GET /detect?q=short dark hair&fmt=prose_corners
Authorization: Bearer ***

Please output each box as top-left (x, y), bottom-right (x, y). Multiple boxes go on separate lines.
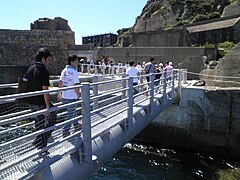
top-left (68, 55), bottom-right (78, 65)
top-left (36, 47), bottom-right (52, 62)
top-left (149, 57), bottom-right (155, 62)
top-left (129, 61), bottom-right (135, 66)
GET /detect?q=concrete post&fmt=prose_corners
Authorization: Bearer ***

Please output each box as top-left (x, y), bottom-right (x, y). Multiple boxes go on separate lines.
top-left (81, 82), bottom-right (92, 166)
top-left (92, 76), bottom-right (99, 110)
top-left (127, 77), bottom-right (133, 130)
top-left (150, 73), bottom-right (155, 115)
top-left (122, 73), bottom-right (127, 99)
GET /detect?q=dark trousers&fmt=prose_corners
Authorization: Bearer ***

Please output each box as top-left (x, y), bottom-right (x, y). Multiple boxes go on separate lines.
top-left (30, 104), bottom-right (56, 149)
top-left (133, 82), bottom-right (138, 95)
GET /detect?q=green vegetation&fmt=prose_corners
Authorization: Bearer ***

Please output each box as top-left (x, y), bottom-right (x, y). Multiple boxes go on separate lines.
top-left (117, 28), bottom-right (132, 38)
top-left (218, 41), bottom-right (236, 57)
top-left (169, 0), bottom-right (230, 27)
top-left (203, 41), bottom-right (236, 57)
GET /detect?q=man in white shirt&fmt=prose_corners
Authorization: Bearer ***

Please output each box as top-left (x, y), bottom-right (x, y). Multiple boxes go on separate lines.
top-left (58, 55), bottom-right (81, 137)
top-left (126, 61), bottom-right (139, 95)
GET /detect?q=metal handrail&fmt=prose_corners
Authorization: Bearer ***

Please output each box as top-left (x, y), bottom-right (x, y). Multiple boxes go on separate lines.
top-left (0, 68), bottom-right (182, 179)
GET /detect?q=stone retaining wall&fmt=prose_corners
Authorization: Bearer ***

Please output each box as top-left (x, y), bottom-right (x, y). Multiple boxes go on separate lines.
top-left (136, 85), bottom-right (240, 159)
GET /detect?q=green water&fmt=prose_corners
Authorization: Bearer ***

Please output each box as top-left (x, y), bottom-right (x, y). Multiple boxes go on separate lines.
top-left (89, 142), bottom-right (240, 180)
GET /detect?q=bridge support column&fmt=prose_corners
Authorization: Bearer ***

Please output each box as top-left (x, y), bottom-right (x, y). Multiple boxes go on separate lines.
top-left (92, 75), bottom-right (99, 110)
top-left (81, 83), bottom-right (92, 167)
top-left (150, 73), bottom-right (155, 115)
top-left (127, 77), bottom-right (133, 129)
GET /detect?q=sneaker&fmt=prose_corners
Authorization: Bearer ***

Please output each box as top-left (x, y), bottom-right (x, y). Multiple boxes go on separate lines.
top-left (62, 131), bottom-right (70, 138)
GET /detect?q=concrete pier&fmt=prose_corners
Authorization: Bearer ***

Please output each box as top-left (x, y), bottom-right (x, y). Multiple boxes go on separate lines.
top-left (136, 82), bottom-right (240, 159)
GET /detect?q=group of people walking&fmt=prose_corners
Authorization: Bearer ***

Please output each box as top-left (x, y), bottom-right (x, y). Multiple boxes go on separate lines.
top-left (125, 57), bottom-right (173, 95)
top-left (22, 48), bottom-right (82, 154)
top-left (22, 48), bottom-right (174, 154)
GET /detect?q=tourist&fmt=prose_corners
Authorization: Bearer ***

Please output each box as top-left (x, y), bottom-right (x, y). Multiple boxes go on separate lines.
top-left (117, 61), bottom-right (123, 75)
top-left (144, 57), bottom-right (157, 82)
top-left (126, 61), bottom-right (139, 95)
top-left (26, 47), bottom-right (55, 152)
top-left (136, 62), bottom-right (143, 73)
top-left (165, 61), bottom-right (173, 83)
top-left (102, 57), bottom-right (108, 74)
top-left (144, 57), bottom-right (157, 95)
top-left (58, 55), bottom-right (81, 138)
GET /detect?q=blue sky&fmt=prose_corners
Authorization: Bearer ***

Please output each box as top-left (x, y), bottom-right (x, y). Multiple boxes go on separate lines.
top-left (1, 0), bottom-right (147, 44)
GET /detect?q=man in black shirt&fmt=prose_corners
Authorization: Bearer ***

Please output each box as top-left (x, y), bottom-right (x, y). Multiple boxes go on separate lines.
top-left (25, 47), bottom-right (53, 150)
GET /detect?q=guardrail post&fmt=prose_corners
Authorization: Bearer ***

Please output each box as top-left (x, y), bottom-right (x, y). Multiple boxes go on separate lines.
top-left (171, 70), bottom-right (175, 99)
top-left (92, 75), bottom-right (99, 110)
top-left (122, 73), bottom-right (127, 99)
top-left (139, 72), bottom-right (144, 92)
top-left (182, 69), bottom-right (187, 83)
top-left (150, 73), bottom-right (155, 115)
top-left (103, 66), bottom-right (105, 75)
top-left (94, 65), bottom-right (97, 74)
top-left (178, 69), bottom-right (182, 97)
top-left (87, 64), bottom-right (90, 74)
top-left (127, 77), bottom-right (133, 129)
top-left (163, 71), bottom-right (167, 106)
top-left (81, 82), bottom-right (92, 165)
top-left (81, 64), bottom-right (84, 73)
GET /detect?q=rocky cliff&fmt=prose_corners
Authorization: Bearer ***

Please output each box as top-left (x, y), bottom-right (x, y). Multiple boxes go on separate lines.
top-left (132, 0), bottom-right (240, 33)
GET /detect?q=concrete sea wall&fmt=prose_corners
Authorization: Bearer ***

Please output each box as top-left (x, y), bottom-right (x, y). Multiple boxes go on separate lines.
top-left (136, 85), bottom-right (240, 158)
top-left (0, 29), bottom-right (75, 81)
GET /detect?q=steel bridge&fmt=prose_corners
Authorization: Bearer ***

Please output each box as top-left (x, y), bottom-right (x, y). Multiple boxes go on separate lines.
top-left (0, 67), bottom-right (186, 179)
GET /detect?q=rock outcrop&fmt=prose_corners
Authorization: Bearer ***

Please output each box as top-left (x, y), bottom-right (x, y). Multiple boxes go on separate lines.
top-left (132, 0), bottom-right (240, 33)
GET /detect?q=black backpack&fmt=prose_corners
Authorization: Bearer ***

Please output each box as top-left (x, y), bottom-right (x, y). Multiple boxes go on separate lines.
top-left (16, 71), bottom-right (32, 104)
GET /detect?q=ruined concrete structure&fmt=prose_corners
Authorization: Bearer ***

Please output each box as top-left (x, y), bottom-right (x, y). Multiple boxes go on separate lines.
top-left (31, 17), bottom-right (71, 31)
top-left (0, 17), bottom-right (75, 83)
top-left (131, 14), bottom-right (240, 47)
top-left (82, 33), bottom-right (118, 47)
top-left (186, 14), bottom-right (240, 45)
top-left (132, 29), bottom-right (189, 47)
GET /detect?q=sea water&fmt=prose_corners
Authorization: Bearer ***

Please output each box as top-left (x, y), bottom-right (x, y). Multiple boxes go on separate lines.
top-left (89, 142), bottom-right (240, 180)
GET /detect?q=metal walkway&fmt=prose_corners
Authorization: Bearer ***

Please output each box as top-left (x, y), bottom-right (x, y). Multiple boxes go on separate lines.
top-left (0, 69), bottom-right (184, 179)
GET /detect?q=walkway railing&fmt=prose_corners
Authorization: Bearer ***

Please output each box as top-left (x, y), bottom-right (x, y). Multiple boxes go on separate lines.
top-left (0, 69), bottom-right (183, 179)
top-left (78, 63), bottom-right (128, 75)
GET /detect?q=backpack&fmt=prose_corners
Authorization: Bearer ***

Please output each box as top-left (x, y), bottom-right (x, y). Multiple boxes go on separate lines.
top-left (145, 64), bottom-right (152, 74)
top-left (16, 72), bottom-right (32, 104)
